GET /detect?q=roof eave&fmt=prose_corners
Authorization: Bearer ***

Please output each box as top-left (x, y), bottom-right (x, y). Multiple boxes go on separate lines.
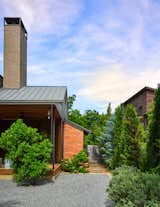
top-left (123, 86), bottom-right (155, 105)
top-left (0, 100), bottom-right (65, 104)
top-left (66, 120), bottom-right (91, 134)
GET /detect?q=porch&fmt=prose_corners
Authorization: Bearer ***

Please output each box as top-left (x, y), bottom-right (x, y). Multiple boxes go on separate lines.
top-left (0, 104), bottom-right (64, 170)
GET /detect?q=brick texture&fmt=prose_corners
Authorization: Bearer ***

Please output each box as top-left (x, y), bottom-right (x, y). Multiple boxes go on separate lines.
top-left (124, 88), bottom-right (155, 128)
top-left (4, 23), bottom-right (27, 88)
top-left (125, 90), bottom-right (147, 116)
top-left (63, 123), bottom-right (84, 159)
top-left (124, 89), bottom-right (155, 117)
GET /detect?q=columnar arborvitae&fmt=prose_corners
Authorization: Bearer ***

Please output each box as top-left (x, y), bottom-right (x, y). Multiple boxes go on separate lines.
top-left (147, 86), bottom-right (160, 169)
top-left (111, 105), bottom-right (124, 168)
top-left (120, 105), bottom-right (142, 168)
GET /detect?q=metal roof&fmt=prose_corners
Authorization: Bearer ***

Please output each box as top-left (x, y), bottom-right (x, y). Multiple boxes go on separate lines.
top-left (0, 86), bottom-right (67, 103)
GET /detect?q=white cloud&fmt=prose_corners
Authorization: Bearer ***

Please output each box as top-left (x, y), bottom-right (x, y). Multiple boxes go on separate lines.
top-left (1, 0), bottom-right (83, 35)
top-left (1, 0), bottom-right (160, 113)
top-left (78, 65), bottom-right (160, 109)
top-left (0, 53), bottom-right (2, 62)
top-left (28, 64), bottom-right (46, 74)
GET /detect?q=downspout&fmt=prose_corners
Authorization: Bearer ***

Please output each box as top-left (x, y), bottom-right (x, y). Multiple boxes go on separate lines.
top-left (50, 105), bottom-right (55, 169)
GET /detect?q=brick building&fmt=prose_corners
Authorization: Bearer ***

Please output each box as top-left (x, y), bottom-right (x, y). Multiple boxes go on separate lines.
top-left (0, 17), bottom-right (88, 169)
top-left (123, 87), bottom-right (155, 128)
top-left (64, 121), bottom-right (90, 159)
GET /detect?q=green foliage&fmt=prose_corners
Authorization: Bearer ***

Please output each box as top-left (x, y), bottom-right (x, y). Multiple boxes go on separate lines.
top-left (61, 150), bottom-right (88, 173)
top-left (72, 150), bottom-right (88, 164)
top-left (111, 105), bottom-right (124, 168)
top-left (0, 119), bottom-right (52, 185)
top-left (119, 105), bottom-right (144, 168)
top-left (108, 166), bottom-right (160, 207)
top-left (68, 95), bottom-right (112, 145)
top-left (84, 133), bottom-right (96, 147)
top-left (68, 109), bottom-right (84, 126)
top-left (139, 141), bottom-right (147, 171)
top-left (67, 94), bottom-right (76, 115)
top-left (147, 87), bottom-right (160, 170)
top-left (106, 102), bottom-right (112, 118)
top-left (96, 116), bottom-right (115, 169)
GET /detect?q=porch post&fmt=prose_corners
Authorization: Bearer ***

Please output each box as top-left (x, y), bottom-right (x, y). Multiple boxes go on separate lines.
top-left (50, 105), bottom-right (55, 169)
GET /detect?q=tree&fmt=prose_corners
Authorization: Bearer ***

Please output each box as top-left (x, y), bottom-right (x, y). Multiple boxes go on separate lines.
top-left (67, 95), bottom-right (113, 146)
top-left (97, 116), bottom-right (115, 169)
top-left (111, 105), bottom-right (124, 168)
top-left (67, 94), bottom-right (76, 115)
top-left (106, 102), bottom-right (111, 119)
top-left (0, 119), bottom-right (52, 185)
top-left (69, 109), bottom-right (84, 126)
top-left (120, 105), bottom-right (143, 168)
top-left (83, 110), bottom-right (102, 138)
top-left (147, 86), bottom-right (160, 170)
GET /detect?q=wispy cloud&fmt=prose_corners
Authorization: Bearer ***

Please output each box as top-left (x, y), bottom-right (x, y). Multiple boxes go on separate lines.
top-left (1, 0), bottom-right (84, 35)
top-left (78, 65), bottom-right (160, 109)
top-left (1, 0), bottom-right (160, 112)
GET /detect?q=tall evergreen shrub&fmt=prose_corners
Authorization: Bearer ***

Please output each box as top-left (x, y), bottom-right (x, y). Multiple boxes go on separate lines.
top-left (120, 105), bottom-right (143, 168)
top-left (111, 105), bottom-right (124, 168)
top-left (147, 86), bottom-right (160, 170)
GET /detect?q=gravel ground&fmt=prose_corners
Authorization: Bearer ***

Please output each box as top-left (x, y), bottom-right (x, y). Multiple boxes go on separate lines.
top-left (0, 174), bottom-right (113, 207)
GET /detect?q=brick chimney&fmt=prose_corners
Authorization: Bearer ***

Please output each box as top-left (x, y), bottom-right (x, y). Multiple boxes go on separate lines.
top-left (3, 17), bottom-right (27, 88)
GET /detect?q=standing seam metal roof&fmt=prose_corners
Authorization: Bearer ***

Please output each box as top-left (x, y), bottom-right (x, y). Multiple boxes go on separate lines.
top-left (0, 86), bottom-right (67, 103)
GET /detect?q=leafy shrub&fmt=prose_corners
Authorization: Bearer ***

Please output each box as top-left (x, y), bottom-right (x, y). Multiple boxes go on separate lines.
top-left (108, 166), bottom-right (160, 207)
top-left (0, 119), bottom-right (52, 185)
top-left (61, 150), bottom-right (88, 173)
top-left (72, 150), bottom-right (88, 164)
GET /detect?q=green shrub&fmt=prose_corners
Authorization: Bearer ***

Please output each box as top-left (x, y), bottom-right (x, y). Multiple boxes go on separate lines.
top-left (0, 119), bottom-right (52, 185)
top-left (72, 150), bottom-right (88, 164)
top-left (119, 105), bottom-right (144, 168)
top-left (147, 87), bottom-right (160, 170)
top-left (96, 116), bottom-right (115, 169)
top-left (112, 105), bottom-right (124, 169)
top-left (108, 166), bottom-right (160, 207)
top-left (61, 150), bottom-right (88, 173)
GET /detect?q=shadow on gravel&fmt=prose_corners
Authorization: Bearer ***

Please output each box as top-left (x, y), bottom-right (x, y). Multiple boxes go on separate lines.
top-left (104, 199), bottom-right (114, 207)
top-left (17, 179), bottom-right (55, 186)
top-left (0, 201), bottom-right (21, 207)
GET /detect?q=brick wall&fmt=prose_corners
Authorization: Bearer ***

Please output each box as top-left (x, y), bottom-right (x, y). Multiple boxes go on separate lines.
top-left (4, 22), bottom-right (27, 88)
top-left (63, 123), bottom-right (84, 159)
top-left (124, 88), bottom-right (155, 128)
top-left (124, 89), bottom-right (155, 117)
top-left (125, 90), bottom-right (147, 116)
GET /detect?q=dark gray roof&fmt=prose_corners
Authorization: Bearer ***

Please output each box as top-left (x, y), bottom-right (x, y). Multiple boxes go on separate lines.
top-left (0, 86), bottom-right (67, 103)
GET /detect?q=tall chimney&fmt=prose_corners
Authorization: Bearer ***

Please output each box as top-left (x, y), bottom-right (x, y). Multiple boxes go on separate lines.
top-left (3, 17), bottom-right (27, 88)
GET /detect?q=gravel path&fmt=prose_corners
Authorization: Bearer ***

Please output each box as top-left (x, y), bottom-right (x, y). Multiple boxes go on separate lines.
top-left (0, 174), bottom-right (112, 207)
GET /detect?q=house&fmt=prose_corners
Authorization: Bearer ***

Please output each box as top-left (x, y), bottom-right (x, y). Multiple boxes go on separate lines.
top-left (0, 17), bottom-right (89, 169)
top-left (123, 86), bottom-right (155, 128)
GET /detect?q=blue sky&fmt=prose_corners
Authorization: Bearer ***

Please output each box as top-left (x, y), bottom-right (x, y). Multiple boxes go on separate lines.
top-left (1, 0), bottom-right (160, 113)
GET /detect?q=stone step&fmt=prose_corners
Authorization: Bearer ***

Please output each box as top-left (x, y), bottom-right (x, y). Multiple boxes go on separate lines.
top-left (88, 162), bottom-right (107, 173)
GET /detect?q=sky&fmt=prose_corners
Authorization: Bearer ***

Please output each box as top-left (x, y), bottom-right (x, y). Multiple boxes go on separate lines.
top-left (0, 0), bottom-right (160, 113)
